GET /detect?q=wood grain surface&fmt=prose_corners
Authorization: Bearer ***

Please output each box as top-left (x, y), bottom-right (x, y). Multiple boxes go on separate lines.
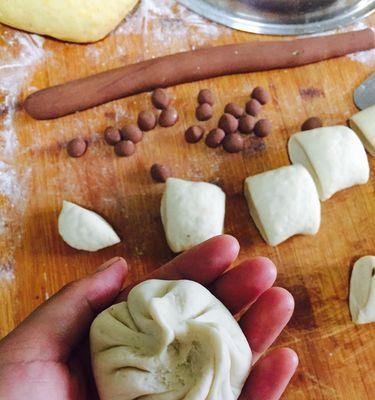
top-left (0, 7), bottom-right (374, 399)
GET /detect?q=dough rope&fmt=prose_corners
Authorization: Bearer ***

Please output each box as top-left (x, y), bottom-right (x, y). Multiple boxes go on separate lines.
top-left (24, 29), bottom-right (375, 119)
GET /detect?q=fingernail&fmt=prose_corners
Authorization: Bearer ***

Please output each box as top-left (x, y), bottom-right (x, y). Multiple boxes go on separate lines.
top-left (96, 257), bottom-right (125, 272)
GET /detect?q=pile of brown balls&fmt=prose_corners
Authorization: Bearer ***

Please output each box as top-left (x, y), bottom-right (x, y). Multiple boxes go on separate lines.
top-left (66, 88), bottom-right (179, 159)
top-left (103, 88), bottom-right (179, 157)
top-left (65, 84), bottom-right (322, 162)
top-left (185, 87), bottom-right (273, 154)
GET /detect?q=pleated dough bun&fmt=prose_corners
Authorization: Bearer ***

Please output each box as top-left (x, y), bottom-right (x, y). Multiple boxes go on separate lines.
top-left (90, 279), bottom-right (252, 400)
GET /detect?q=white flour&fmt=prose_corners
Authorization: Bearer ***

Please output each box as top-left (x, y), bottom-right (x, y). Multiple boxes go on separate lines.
top-left (348, 48), bottom-right (375, 66)
top-left (84, 0), bottom-right (229, 63)
top-left (117, 0), bottom-right (228, 47)
top-left (0, 31), bottom-right (45, 281)
top-left (346, 21), bottom-right (375, 66)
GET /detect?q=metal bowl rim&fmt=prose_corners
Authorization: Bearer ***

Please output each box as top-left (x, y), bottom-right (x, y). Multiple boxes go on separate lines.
top-left (177, 0), bottom-right (375, 35)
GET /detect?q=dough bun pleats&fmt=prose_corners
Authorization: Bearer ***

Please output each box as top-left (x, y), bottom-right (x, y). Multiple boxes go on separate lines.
top-left (90, 279), bottom-right (252, 400)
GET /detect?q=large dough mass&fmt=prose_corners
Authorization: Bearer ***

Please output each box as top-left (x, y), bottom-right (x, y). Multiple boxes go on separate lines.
top-left (288, 126), bottom-right (369, 200)
top-left (244, 164), bottom-right (321, 246)
top-left (349, 256), bottom-right (375, 324)
top-left (0, 0), bottom-right (139, 43)
top-left (90, 279), bottom-right (252, 400)
top-left (161, 178), bottom-right (226, 253)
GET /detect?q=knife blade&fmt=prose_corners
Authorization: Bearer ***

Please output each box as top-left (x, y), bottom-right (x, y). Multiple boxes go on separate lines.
top-left (354, 72), bottom-right (375, 110)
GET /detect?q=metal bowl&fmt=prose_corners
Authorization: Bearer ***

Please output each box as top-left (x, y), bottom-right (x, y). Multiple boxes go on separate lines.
top-left (178, 0), bottom-right (375, 35)
top-left (247, 0), bottom-right (336, 13)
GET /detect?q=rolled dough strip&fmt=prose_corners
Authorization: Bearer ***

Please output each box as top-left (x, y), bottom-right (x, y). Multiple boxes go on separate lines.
top-left (24, 29), bottom-right (375, 120)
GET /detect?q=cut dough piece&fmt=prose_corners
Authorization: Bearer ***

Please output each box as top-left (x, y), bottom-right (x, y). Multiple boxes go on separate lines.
top-left (349, 256), bottom-right (375, 324)
top-left (349, 105), bottom-right (375, 157)
top-left (58, 201), bottom-right (120, 252)
top-left (90, 279), bottom-right (252, 400)
top-left (288, 126), bottom-right (369, 200)
top-left (161, 178), bottom-right (225, 253)
top-left (0, 0), bottom-right (139, 43)
top-left (244, 164), bottom-right (321, 246)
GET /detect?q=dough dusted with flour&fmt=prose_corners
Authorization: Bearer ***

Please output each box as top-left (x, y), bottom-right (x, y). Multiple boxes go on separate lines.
top-left (161, 178), bottom-right (225, 253)
top-left (90, 279), bottom-right (252, 400)
top-left (244, 164), bottom-right (321, 246)
top-left (58, 201), bottom-right (120, 252)
top-left (349, 256), bottom-right (375, 324)
top-left (0, 0), bottom-right (139, 43)
top-left (349, 105), bottom-right (375, 157)
top-left (288, 126), bottom-right (369, 200)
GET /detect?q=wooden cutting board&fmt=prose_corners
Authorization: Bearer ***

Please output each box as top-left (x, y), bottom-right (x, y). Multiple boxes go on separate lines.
top-left (0, 5), bottom-right (374, 399)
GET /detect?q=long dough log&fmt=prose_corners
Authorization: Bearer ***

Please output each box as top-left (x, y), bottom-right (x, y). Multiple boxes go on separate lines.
top-left (25, 29), bottom-right (375, 120)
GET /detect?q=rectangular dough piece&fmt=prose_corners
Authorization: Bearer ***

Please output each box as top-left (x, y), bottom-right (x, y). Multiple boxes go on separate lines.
top-left (349, 256), bottom-right (375, 324)
top-left (161, 178), bottom-right (225, 253)
top-left (244, 164), bottom-right (321, 246)
top-left (288, 126), bottom-right (369, 200)
top-left (349, 105), bottom-right (375, 157)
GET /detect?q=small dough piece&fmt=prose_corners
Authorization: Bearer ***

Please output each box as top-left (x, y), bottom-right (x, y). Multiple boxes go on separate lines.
top-left (161, 178), bottom-right (225, 253)
top-left (288, 126), bottom-right (369, 200)
top-left (349, 105), bottom-right (375, 157)
top-left (244, 164), bottom-right (321, 246)
top-left (58, 201), bottom-right (120, 251)
top-left (0, 0), bottom-right (139, 43)
top-left (90, 279), bottom-right (252, 400)
top-left (349, 256), bottom-right (375, 324)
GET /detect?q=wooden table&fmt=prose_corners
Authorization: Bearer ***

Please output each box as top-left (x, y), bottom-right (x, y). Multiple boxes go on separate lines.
top-left (0, 5), bottom-right (374, 399)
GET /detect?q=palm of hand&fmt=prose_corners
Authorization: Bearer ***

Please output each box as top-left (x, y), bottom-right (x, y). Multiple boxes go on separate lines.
top-left (0, 236), bottom-right (297, 400)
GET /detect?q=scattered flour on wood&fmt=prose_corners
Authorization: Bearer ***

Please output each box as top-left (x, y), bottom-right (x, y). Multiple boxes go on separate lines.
top-left (84, 0), bottom-right (229, 63)
top-left (117, 0), bottom-right (227, 44)
top-left (298, 20), bottom-right (375, 66)
top-left (0, 4), bottom-right (371, 284)
top-left (0, 31), bottom-right (45, 281)
top-left (347, 49), bottom-right (375, 66)
top-left (346, 21), bottom-right (375, 66)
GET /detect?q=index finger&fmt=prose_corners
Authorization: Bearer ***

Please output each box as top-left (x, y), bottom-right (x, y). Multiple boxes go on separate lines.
top-left (116, 235), bottom-right (239, 301)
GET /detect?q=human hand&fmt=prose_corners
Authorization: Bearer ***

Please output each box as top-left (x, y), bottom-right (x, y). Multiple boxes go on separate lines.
top-left (0, 235), bottom-right (297, 400)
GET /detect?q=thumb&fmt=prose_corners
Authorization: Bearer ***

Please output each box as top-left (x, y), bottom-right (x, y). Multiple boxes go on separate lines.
top-left (0, 257), bottom-right (127, 363)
